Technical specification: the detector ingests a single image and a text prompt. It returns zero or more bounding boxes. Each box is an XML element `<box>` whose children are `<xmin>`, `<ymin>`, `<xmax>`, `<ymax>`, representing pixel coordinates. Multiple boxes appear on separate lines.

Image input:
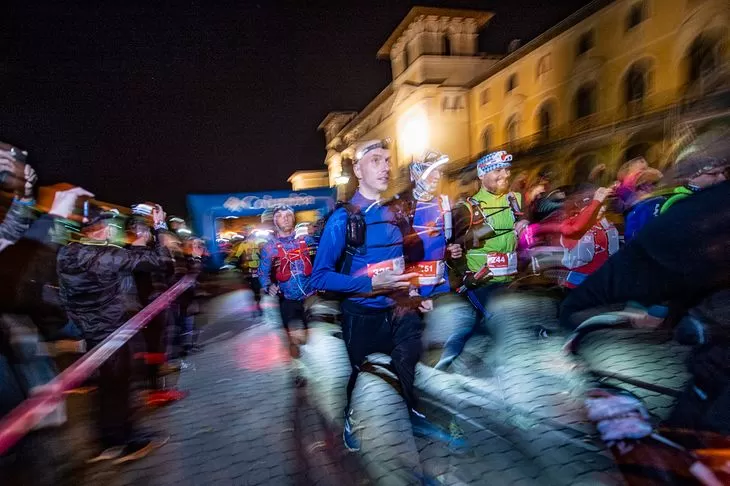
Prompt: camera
<box><xmin>0</xmin><ymin>147</ymin><xmax>27</xmax><ymax>193</ymax></box>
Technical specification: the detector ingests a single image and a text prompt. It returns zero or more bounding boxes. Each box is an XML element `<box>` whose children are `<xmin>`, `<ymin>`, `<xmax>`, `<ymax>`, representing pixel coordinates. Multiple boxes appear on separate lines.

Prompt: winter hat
<box><xmin>477</xmin><ymin>151</ymin><xmax>512</xmax><ymax>178</ymax></box>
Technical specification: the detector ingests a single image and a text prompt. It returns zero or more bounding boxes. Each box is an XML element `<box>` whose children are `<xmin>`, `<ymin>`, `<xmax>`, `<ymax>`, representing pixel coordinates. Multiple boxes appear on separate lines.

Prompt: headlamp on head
<box><xmin>410</xmin><ymin>150</ymin><xmax>449</xmax><ymax>183</ymax></box>
<box><xmin>354</xmin><ymin>138</ymin><xmax>391</xmax><ymax>163</ymax></box>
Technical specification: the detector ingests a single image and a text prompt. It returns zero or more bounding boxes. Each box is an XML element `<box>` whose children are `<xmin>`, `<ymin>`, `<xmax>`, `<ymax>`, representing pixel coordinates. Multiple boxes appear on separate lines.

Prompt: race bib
<box><xmin>366</xmin><ymin>257</ymin><xmax>405</xmax><ymax>278</ymax></box>
<box><xmin>405</xmin><ymin>260</ymin><xmax>446</xmax><ymax>286</ymax></box>
<box><xmin>486</xmin><ymin>252</ymin><xmax>517</xmax><ymax>276</ymax></box>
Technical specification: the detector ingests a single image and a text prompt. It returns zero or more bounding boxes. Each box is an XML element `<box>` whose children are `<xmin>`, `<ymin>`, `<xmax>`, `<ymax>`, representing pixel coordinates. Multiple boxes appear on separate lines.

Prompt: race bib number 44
<box><xmin>487</xmin><ymin>253</ymin><xmax>509</xmax><ymax>268</ymax></box>
<box><xmin>486</xmin><ymin>252</ymin><xmax>517</xmax><ymax>276</ymax></box>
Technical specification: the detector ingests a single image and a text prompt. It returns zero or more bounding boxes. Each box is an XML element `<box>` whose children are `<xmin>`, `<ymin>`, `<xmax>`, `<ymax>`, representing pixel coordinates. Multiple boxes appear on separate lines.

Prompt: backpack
<box><xmin>314</xmin><ymin>199</ymin><xmax>412</xmax><ymax>276</ymax></box>
<box><xmin>623</xmin><ymin>195</ymin><xmax>668</xmax><ymax>243</ymax></box>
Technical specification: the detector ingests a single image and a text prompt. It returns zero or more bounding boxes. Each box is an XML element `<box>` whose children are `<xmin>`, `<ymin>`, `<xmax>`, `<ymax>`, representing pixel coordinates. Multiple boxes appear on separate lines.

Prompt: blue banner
<box><xmin>187</xmin><ymin>188</ymin><xmax>335</xmax><ymax>269</ymax></box>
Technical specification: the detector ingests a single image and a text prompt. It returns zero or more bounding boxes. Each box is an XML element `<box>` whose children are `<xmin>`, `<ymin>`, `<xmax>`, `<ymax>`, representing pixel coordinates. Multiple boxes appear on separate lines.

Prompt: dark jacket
<box><xmin>0</xmin><ymin>200</ymin><xmax>35</xmax><ymax>247</ymax></box>
<box><xmin>560</xmin><ymin>180</ymin><xmax>730</xmax><ymax>329</ymax></box>
<box><xmin>57</xmin><ymin>238</ymin><xmax>171</xmax><ymax>344</ymax></box>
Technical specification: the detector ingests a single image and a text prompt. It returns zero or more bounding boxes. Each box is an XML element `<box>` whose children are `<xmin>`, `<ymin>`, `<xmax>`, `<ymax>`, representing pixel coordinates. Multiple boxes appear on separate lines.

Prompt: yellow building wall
<box><xmin>468</xmin><ymin>0</ymin><xmax>729</xmax><ymax>166</ymax></box>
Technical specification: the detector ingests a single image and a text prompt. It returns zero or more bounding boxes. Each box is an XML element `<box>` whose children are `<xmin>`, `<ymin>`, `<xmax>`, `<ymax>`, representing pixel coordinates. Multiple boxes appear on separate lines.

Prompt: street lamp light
<box><xmin>399</xmin><ymin>107</ymin><xmax>430</xmax><ymax>159</ymax></box>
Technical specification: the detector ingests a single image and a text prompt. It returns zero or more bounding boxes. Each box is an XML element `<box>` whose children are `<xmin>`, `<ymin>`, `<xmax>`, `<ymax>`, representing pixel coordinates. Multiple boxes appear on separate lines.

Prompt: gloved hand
<box><xmin>0</xmin><ymin>150</ymin><xmax>35</xmax><ymax>198</ymax></box>
<box><xmin>21</xmin><ymin>164</ymin><xmax>37</xmax><ymax>199</ymax></box>
<box><xmin>462</xmin><ymin>269</ymin><xmax>492</xmax><ymax>290</ymax></box>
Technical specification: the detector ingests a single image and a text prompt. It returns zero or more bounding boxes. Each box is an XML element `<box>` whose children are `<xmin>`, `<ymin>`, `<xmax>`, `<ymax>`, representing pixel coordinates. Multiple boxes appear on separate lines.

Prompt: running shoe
<box><xmin>112</xmin><ymin>435</ymin><xmax>169</xmax><ymax>465</ymax></box>
<box><xmin>410</xmin><ymin>409</ymin><xmax>466</xmax><ymax>450</ymax></box>
<box><xmin>146</xmin><ymin>389</ymin><xmax>189</xmax><ymax>407</ymax></box>
<box><xmin>343</xmin><ymin>409</ymin><xmax>361</xmax><ymax>452</ymax></box>
<box><xmin>86</xmin><ymin>446</ymin><xmax>124</xmax><ymax>464</ymax></box>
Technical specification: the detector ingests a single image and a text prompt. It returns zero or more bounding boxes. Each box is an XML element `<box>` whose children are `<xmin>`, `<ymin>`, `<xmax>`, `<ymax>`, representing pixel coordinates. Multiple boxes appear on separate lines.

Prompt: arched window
<box><xmin>625</xmin><ymin>64</ymin><xmax>647</xmax><ymax>104</ymax></box>
<box><xmin>482</xmin><ymin>126</ymin><xmax>493</xmax><ymax>151</ymax></box>
<box><xmin>687</xmin><ymin>35</ymin><xmax>718</xmax><ymax>87</ymax></box>
<box><xmin>506</xmin><ymin>115</ymin><xmax>520</xmax><ymax>144</ymax></box>
<box><xmin>506</xmin><ymin>73</ymin><xmax>518</xmax><ymax>94</ymax></box>
<box><xmin>574</xmin><ymin>83</ymin><xmax>597</xmax><ymax>119</ymax></box>
<box><xmin>536</xmin><ymin>54</ymin><xmax>552</xmax><ymax>82</ymax></box>
<box><xmin>626</xmin><ymin>2</ymin><xmax>647</xmax><ymax>31</ymax></box>
<box><xmin>537</xmin><ymin>103</ymin><xmax>554</xmax><ymax>139</ymax></box>
<box><xmin>624</xmin><ymin>143</ymin><xmax>651</xmax><ymax>162</ymax></box>
<box><xmin>573</xmin><ymin>154</ymin><xmax>597</xmax><ymax>184</ymax></box>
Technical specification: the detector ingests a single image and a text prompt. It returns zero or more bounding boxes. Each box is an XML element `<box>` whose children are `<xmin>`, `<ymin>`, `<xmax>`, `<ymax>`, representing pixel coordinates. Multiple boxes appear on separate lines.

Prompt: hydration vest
<box><xmin>404</xmin><ymin>195</ymin><xmax>452</xmax><ymax>286</ymax></box>
<box><xmin>560</xmin><ymin>218</ymin><xmax>620</xmax><ymax>269</ymax></box>
<box><xmin>274</xmin><ymin>238</ymin><xmax>313</xmax><ymax>283</ymax></box>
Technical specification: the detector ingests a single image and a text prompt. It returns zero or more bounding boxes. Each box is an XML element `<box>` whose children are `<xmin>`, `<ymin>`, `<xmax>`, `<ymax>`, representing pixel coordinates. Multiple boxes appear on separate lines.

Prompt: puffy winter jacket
<box><xmin>57</xmin><ymin>238</ymin><xmax>171</xmax><ymax>344</ymax></box>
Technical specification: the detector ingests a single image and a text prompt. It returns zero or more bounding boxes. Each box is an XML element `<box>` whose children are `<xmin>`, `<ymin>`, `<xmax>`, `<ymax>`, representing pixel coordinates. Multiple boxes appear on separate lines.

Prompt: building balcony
<box><xmin>485</xmin><ymin>83</ymin><xmax>730</xmax><ymax>161</ymax></box>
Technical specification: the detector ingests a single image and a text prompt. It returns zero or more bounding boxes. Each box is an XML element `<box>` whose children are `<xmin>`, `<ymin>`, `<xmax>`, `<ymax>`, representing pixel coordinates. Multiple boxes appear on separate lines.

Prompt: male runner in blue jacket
<box><xmin>310</xmin><ymin>139</ymin><xmax>431</xmax><ymax>451</ymax></box>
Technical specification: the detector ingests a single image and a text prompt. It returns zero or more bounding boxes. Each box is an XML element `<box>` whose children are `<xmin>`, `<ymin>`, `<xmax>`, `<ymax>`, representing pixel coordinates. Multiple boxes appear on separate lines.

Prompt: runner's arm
<box><xmin>258</xmin><ymin>240</ymin><xmax>273</xmax><ymax>290</ymax></box>
<box><xmin>310</xmin><ymin>209</ymin><xmax>372</xmax><ymax>294</ymax></box>
<box><xmin>532</xmin><ymin>200</ymin><xmax>601</xmax><ymax>239</ymax></box>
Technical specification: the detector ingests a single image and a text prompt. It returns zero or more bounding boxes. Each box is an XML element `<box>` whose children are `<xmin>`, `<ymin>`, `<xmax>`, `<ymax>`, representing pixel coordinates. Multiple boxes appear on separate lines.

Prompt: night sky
<box><xmin>3</xmin><ymin>0</ymin><xmax>591</xmax><ymax>215</ymax></box>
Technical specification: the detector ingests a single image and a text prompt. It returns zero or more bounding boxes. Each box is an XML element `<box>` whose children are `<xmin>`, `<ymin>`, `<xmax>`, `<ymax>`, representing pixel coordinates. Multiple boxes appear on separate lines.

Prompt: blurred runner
<box><xmin>395</xmin><ymin>150</ymin><xmax>474</xmax><ymax>371</ymax></box>
<box><xmin>258</xmin><ymin>205</ymin><xmax>315</xmax><ymax>384</ymax></box>
<box><xmin>310</xmin><ymin>139</ymin><xmax>430</xmax><ymax>452</ymax></box>
<box><xmin>445</xmin><ymin>151</ymin><xmax>527</xmax><ymax>362</ymax></box>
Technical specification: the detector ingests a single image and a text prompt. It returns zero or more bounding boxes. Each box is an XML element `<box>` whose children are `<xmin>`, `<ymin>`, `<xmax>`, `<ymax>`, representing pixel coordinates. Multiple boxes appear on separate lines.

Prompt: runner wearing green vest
<box><xmin>437</xmin><ymin>151</ymin><xmax>528</xmax><ymax>370</ymax></box>
<box><xmin>454</xmin><ymin>150</ymin><xmax>528</xmax><ymax>285</ymax></box>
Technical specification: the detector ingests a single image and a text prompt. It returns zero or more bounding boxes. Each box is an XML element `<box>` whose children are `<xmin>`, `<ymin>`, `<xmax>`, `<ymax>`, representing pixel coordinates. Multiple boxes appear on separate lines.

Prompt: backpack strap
<box><xmin>334</xmin><ymin>202</ymin><xmax>364</xmax><ymax>275</ymax></box>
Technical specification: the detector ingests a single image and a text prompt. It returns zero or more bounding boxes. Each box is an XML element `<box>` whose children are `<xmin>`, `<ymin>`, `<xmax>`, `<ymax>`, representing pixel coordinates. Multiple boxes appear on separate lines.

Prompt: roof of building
<box><xmin>287</xmin><ymin>170</ymin><xmax>329</xmax><ymax>183</ymax></box>
<box><xmin>467</xmin><ymin>0</ymin><xmax>613</xmax><ymax>88</ymax></box>
<box><xmin>377</xmin><ymin>6</ymin><xmax>494</xmax><ymax>59</ymax></box>
<box><xmin>317</xmin><ymin>111</ymin><xmax>357</xmax><ymax>131</ymax></box>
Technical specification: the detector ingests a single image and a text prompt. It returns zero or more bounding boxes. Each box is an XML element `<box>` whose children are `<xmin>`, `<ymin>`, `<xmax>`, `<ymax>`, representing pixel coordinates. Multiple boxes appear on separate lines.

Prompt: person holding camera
<box><xmin>57</xmin><ymin>204</ymin><xmax>172</xmax><ymax>464</ymax></box>
<box><xmin>0</xmin><ymin>144</ymin><xmax>38</xmax><ymax>251</ymax></box>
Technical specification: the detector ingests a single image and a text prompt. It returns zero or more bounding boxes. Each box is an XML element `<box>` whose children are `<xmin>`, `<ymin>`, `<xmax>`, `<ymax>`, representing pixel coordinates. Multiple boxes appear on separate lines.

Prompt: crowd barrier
<box><xmin>0</xmin><ymin>273</ymin><xmax>198</xmax><ymax>455</ymax></box>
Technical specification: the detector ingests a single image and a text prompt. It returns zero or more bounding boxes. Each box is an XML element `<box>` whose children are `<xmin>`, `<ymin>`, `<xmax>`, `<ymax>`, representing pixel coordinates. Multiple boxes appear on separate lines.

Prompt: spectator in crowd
<box><xmin>57</xmin><ymin>204</ymin><xmax>172</xmax><ymax>464</ymax></box>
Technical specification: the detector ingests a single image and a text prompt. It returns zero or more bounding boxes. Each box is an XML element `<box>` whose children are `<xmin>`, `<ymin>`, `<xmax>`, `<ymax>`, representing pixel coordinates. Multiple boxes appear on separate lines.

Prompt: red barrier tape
<box><xmin>0</xmin><ymin>273</ymin><xmax>198</xmax><ymax>455</ymax></box>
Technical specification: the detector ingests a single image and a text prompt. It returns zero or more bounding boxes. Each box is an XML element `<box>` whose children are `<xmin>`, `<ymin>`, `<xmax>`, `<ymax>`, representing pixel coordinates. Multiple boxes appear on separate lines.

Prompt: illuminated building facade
<box><xmin>319</xmin><ymin>0</ymin><xmax>730</xmax><ymax>197</ymax></box>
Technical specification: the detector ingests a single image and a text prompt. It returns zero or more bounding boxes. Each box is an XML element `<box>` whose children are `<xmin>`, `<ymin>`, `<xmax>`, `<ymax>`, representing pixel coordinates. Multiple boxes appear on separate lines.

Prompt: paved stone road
<box><xmin>6</xmin><ymin>288</ymin><xmax>693</xmax><ymax>485</ymax></box>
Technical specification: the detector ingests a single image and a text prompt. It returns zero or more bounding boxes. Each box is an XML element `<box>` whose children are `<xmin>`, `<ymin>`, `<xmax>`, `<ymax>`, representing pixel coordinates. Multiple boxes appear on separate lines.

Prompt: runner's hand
<box><xmin>152</xmin><ymin>204</ymin><xmax>166</xmax><ymax>226</ymax></box>
<box><xmin>514</xmin><ymin>219</ymin><xmax>529</xmax><ymax>236</ymax></box>
<box><xmin>418</xmin><ymin>299</ymin><xmax>433</xmax><ymax>313</ymax></box>
<box><xmin>267</xmin><ymin>284</ymin><xmax>279</xmax><ymax>296</ymax></box>
<box><xmin>593</xmin><ymin>187</ymin><xmax>613</xmax><ymax>203</ymax></box>
<box><xmin>49</xmin><ymin>186</ymin><xmax>95</xmax><ymax>218</ymax></box>
<box><xmin>446</xmin><ymin>243</ymin><xmax>462</xmax><ymax>259</ymax></box>
<box><xmin>371</xmin><ymin>272</ymin><xmax>419</xmax><ymax>292</ymax></box>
